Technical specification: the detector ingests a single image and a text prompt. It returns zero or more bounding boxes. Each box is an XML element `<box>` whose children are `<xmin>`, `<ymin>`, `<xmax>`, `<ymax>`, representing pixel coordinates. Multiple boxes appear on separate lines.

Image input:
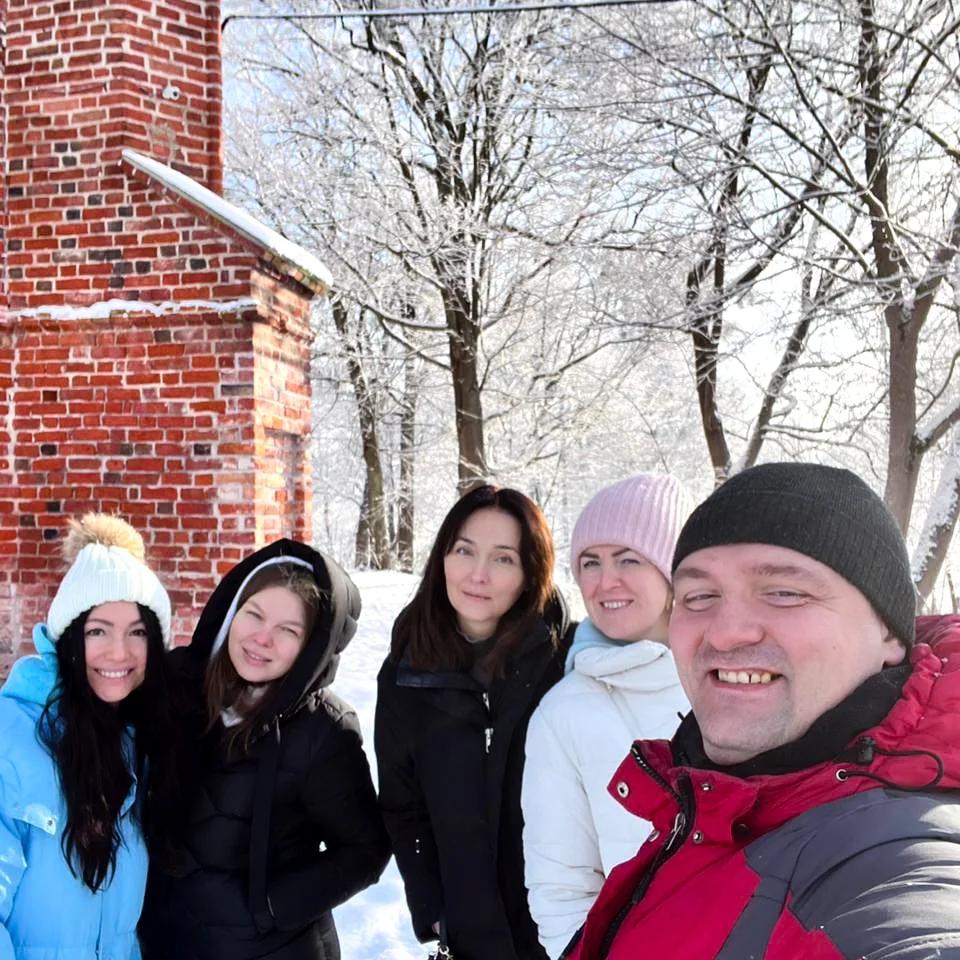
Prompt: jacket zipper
<box><xmin>595</xmin><ymin>745</ymin><xmax>694</xmax><ymax>959</ymax></box>
<box><xmin>482</xmin><ymin>691</ymin><xmax>493</xmax><ymax>754</ymax></box>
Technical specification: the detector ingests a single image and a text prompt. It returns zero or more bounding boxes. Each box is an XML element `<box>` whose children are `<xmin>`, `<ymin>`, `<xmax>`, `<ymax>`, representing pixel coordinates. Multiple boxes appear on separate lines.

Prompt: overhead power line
<box><xmin>222</xmin><ymin>0</ymin><xmax>683</xmax><ymax>29</ymax></box>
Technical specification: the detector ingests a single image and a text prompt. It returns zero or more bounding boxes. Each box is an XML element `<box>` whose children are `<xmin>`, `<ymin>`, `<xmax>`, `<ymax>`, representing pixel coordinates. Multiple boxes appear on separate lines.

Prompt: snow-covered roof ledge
<box><xmin>122</xmin><ymin>149</ymin><xmax>333</xmax><ymax>296</ymax></box>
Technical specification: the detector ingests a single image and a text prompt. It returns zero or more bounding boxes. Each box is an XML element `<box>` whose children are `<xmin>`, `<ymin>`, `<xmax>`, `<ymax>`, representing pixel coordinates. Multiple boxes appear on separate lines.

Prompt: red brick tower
<box><xmin>0</xmin><ymin>0</ymin><xmax>328</xmax><ymax>670</ymax></box>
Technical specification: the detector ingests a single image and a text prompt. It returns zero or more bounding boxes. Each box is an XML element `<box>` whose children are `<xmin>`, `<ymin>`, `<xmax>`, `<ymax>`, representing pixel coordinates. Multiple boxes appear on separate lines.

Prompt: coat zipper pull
<box><xmin>664</xmin><ymin>810</ymin><xmax>686</xmax><ymax>852</ymax></box>
<box><xmin>482</xmin><ymin>692</ymin><xmax>492</xmax><ymax>753</ymax></box>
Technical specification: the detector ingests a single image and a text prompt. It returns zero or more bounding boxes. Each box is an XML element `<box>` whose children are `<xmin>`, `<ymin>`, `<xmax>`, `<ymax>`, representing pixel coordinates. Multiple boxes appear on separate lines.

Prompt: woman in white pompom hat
<box><xmin>0</xmin><ymin>513</ymin><xmax>175</xmax><ymax>960</ymax></box>
<box><xmin>522</xmin><ymin>475</ymin><xmax>693</xmax><ymax>959</ymax></box>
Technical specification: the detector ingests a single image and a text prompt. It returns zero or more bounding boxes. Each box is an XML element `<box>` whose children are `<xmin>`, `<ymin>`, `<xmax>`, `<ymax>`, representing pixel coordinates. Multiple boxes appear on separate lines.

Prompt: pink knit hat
<box><xmin>570</xmin><ymin>474</ymin><xmax>691</xmax><ymax>582</ymax></box>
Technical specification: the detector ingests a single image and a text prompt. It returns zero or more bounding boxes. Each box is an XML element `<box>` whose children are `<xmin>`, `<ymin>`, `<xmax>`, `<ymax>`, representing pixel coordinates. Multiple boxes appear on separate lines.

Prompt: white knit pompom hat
<box><xmin>46</xmin><ymin>514</ymin><xmax>173</xmax><ymax>647</ymax></box>
<box><xmin>570</xmin><ymin>474</ymin><xmax>692</xmax><ymax>583</ymax></box>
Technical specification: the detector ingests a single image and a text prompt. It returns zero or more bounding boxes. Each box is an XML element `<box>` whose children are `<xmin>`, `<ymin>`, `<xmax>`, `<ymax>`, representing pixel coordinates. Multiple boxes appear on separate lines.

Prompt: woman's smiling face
<box><xmin>227</xmin><ymin>585</ymin><xmax>309</xmax><ymax>684</ymax></box>
<box><xmin>84</xmin><ymin>601</ymin><xmax>149</xmax><ymax>704</ymax></box>
<box><xmin>443</xmin><ymin>507</ymin><xmax>526</xmax><ymax>642</ymax></box>
<box><xmin>578</xmin><ymin>545</ymin><xmax>670</xmax><ymax>643</ymax></box>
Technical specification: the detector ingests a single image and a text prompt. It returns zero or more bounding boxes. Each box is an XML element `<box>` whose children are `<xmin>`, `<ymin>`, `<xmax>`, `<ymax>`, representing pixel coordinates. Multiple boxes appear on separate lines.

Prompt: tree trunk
<box><xmin>332</xmin><ymin>299</ymin><xmax>392</xmax><ymax>569</ymax></box>
<box><xmin>690</xmin><ymin>313</ymin><xmax>732</xmax><ymax>485</ymax></box>
<box><xmin>397</xmin><ymin>321</ymin><xmax>418</xmax><ymax>573</ymax></box>
<box><xmin>913</xmin><ymin>443</ymin><xmax>960</xmax><ymax>605</ymax></box>
<box><xmin>355</xmin><ymin>474</ymin><xmax>372</xmax><ymax>568</ymax></box>
<box><xmin>858</xmin><ymin>0</ymin><xmax>923</xmax><ymax>534</ymax></box>
<box><xmin>359</xmin><ymin>419</ymin><xmax>391</xmax><ymax>569</ymax></box>
<box><xmin>442</xmin><ymin>280</ymin><xmax>487</xmax><ymax>494</ymax></box>
<box><xmin>883</xmin><ymin>309</ymin><xmax>922</xmax><ymax>532</ymax></box>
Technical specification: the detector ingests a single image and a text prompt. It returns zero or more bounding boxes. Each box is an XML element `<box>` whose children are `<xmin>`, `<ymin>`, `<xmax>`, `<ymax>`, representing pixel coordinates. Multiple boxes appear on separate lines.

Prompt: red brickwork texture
<box><xmin>253</xmin><ymin>315</ymin><xmax>313</xmax><ymax>545</ymax></box>
<box><xmin>3</xmin><ymin>0</ymin><xmax>237</xmax><ymax>313</ymax></box>
<box><xmin>0</xmin><ymin>1</ymin><xmax>319</xmax><ymax>675</ymax></box>
<box><xmin>0</xmin><ymin>327</ymin><xmax>13</xmax><ymax>672</ymax></box>
<box><xmin>1</xmin><ymin>301</ymin><xmax>313</xmax><ymax>669</ymax></box>
<box><xmin>1</xmin><ymin>0</ymin><xmax>8</xmax><ymax>314</ymax></box>
<box><xmin>0</xmin><ymin>0</ymin><xmax>10</xmax><ymax>671</ymax></box>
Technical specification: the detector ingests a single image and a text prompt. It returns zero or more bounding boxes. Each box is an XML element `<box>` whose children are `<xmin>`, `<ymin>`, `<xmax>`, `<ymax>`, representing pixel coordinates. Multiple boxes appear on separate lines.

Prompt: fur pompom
<box><xmin>62</xmin><ymin>513</ymin><xmax>146</xmax><ymax>565</ymax></box>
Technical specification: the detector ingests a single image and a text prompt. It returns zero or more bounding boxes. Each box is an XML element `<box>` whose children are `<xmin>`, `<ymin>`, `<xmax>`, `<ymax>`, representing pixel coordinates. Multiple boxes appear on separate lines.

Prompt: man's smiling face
<box><xmin>669</xmin><ymin>543</ymin><xmax>907</xmax><ymax>765</ymax></box>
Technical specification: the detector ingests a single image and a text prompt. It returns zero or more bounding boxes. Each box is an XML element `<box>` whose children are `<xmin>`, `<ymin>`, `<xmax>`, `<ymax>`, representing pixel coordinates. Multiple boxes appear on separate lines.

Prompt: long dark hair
<box><xmin>39</xmin><ymin>603</ymin><xmax>175</xmax><ymax>893</ymax></box>
<box><xmin>204</xmin><ymin>563</ymin><xmax>322</xmax><ymax>757</ymax></box>
<box><xmin>392</xmin><ymin>484</ymin><xmax>557</xmax><ymax>675</ymax></box>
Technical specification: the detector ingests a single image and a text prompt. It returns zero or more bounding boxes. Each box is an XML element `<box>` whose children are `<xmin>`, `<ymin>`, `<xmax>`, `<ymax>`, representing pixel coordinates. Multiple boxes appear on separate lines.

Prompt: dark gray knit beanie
<box><xmin>672</xmin><ymin>462</ymin><xmax>916</xmax><ymax>647</ymax></box>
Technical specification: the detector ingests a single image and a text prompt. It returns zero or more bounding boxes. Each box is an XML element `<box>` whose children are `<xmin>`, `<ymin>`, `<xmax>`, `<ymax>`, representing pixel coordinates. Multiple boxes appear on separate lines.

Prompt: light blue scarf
<box><xmin>564</xmin><ymin>617</ymin><xmax>630</xmax><ymax>674</ymax></box>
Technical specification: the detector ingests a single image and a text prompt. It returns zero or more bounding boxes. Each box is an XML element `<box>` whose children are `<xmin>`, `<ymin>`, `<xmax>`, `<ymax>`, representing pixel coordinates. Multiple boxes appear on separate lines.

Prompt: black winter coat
<box><xmin>139</xmin><ymin>540</ymin><xmax>390</xmax><ymax>960</ymax></box>
<box><xmin>375</xmin><ymin>600</ymin><xmax>569</xmax><ymax>960</ymax></box>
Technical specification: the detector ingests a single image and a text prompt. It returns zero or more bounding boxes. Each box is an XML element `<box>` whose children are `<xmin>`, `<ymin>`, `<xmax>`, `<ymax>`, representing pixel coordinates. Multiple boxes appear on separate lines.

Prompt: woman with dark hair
<box><xmin>375</xmin><ymin>484</ymin><xmax>569</xmax><ymax>960</ymax></box>
<box><xmin>139</xmin><ymin>540</ymin><xmax>389</xmax><ymax>960</ymax></box>
<box><xmin>0</xmin><ymin>513</ymin><xmax>175</xmax><ymax>958</ymax></box>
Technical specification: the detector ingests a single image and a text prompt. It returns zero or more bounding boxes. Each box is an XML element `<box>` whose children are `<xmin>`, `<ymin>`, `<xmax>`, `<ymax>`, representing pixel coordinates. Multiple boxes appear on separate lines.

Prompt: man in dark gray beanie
<box><xmin>563</xmin><ymin>463</ymin><xmax>960</xmax><ymax>960</ymax></box>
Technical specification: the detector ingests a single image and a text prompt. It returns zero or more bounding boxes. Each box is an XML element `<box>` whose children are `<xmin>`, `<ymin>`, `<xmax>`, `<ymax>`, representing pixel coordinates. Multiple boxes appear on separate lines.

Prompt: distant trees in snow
<box><xmin>222</xmin><ymin>0</ymin><xmax>959</xmax><ymax>606</ymax></box>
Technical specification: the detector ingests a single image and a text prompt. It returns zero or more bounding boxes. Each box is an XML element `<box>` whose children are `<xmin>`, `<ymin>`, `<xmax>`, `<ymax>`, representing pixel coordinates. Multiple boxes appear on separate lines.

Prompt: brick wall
<box><xmin>253</xmin><ymin>314</ymin><xmax>313</xmax><ymax>545</ymax></box>
<box><xmin>1</xmin><ymin>0</ymin><xmax>7</xmax><ymax>314</ymax></box>
<box><xmin>5</xmin><ymin>291</ymin><xmax>313</xmax><ymax>658</ymax></box>
<box><xmin>1</xmin><ymin>0</ymin><xmax>12</xmax><ymax>672</ymax></box>
<box><xmin>0</xmin><ymin>320</ymin><xmax>13</xmax><ymax>671</ymax></box>
<box><xmin>4</xmin><ymin>0</ymin><xmax>226</xmax><ymax>312</ymax></box>
<box><xmin>0</xmin><ymin>1</ymin><xmax>321</xmax><ymax>672</ymax></box>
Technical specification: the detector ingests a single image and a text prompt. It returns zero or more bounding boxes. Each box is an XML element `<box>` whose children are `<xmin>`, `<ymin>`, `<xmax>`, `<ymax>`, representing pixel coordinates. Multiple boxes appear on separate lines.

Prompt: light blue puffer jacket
<box><xmin>0</xmin><ymin>625</ymin><xmax>146</xmax><ymax>960</ymax></box>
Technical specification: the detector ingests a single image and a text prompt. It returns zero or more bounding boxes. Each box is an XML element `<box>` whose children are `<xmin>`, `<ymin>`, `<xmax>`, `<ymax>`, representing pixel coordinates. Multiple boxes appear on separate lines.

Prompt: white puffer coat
<box><xmin>521</xmin><ymin>622</ymin><xmax>689</xmax><ymax>959</ymax></box>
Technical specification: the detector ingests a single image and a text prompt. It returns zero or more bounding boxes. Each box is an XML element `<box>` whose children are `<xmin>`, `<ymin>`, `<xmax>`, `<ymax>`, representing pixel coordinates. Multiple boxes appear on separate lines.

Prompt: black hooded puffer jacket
<box><xmin>139</xmin><ymin>540</ymin><xmax>390</xmax><ymax>960</ymax></box>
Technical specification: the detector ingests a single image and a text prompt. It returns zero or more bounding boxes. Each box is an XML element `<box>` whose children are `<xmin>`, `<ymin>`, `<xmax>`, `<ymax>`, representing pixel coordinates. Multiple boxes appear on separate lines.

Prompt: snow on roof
<box><xmin>122</xmin><ymin>149</ymin><xmax>333</xmax><ymax>295</ymax></box>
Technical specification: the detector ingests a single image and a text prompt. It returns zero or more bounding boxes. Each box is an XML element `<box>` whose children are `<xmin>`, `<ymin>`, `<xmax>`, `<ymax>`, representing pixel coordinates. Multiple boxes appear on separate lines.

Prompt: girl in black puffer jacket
<box><xmin>139</xmin><ymin>540</ymin><xmax>389</xmax><ymax>960</ymax></box>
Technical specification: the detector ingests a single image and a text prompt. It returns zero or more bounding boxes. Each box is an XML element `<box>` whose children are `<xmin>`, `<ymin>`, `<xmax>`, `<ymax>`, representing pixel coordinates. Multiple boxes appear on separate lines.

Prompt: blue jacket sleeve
<box><xmin>0</xmin><ymin>760</ymin><xmax>27</xmax><ymax>960</ymax></box>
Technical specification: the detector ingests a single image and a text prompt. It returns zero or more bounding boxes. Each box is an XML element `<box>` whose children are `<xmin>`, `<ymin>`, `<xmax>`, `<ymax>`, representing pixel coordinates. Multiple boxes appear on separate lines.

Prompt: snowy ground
<box><xmin>331</xmin><ymin>570</ymin><xmax>425</xmax><ymax>960</ymax></box>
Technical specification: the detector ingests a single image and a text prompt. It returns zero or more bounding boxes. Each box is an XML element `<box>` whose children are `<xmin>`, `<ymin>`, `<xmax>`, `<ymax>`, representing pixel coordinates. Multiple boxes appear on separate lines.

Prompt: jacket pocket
<box><xmin>11</xmin><ymin>802</ymin><xmax>59</xmax><ymax>835</ymax></box>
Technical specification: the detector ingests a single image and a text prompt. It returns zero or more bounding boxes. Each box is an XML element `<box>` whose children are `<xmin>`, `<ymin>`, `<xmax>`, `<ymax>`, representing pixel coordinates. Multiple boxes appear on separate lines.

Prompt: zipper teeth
<box><xmin>630</xmin><ymin>742</ymin><xmax>681</xmax><ymax>801</ymax></box>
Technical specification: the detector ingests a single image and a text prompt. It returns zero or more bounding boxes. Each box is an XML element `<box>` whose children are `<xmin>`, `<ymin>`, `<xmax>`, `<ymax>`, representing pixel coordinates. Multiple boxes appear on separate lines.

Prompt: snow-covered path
<box><xmin>331</xmin><ymin>571</ymin><xmax>424</xmax><ymax>960</ymax></box>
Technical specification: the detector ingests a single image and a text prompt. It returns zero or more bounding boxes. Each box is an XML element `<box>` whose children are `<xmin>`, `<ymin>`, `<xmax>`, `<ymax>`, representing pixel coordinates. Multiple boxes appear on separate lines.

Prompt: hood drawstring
<box><xmin>835</xmin><ymin>735</ymin><xmax>945</xmax><ymax>791</ymax></box>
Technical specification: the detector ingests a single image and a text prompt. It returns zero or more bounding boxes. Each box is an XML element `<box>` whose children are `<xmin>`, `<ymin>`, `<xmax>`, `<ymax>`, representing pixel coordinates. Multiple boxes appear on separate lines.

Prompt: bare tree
<box><xmin>226</xmin><ymin>2</ymin><xmax>662</xmax><ymax>499</ymax></box>
<box><xmin>223</xmin><ymin>0</ymin><xmax>959</xmax><ymax>594</ymax></box>
<box><xmin>583</xmin><ymin>1</ymin><xmax>960</xmax><ymax>544</ymax></box>
<box><xmin>853</xmin><ymin>0</ymin><xmax>960</xmax><ymax>532</ymax></box>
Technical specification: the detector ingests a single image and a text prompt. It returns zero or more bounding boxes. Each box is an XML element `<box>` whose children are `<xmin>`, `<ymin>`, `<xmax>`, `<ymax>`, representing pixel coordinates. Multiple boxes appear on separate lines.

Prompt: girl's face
<box><xmin>443</xmin><ymin>507</ymin><xmax>526</xmax><ymax>642</ymax></box>
<box><xmin>578</xmin><ymin>545</ymin><xmax>671</xmax><ymax>643</ymax></box>
<box><xmin>227</xmin><ymin>585</ymin><xmax>308</xmax><ymax>684</ymax></box>
<box><xmin>84</xmin><ymin>601</ymin><xmax>149</xmax><ymax>703</ymax></box>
